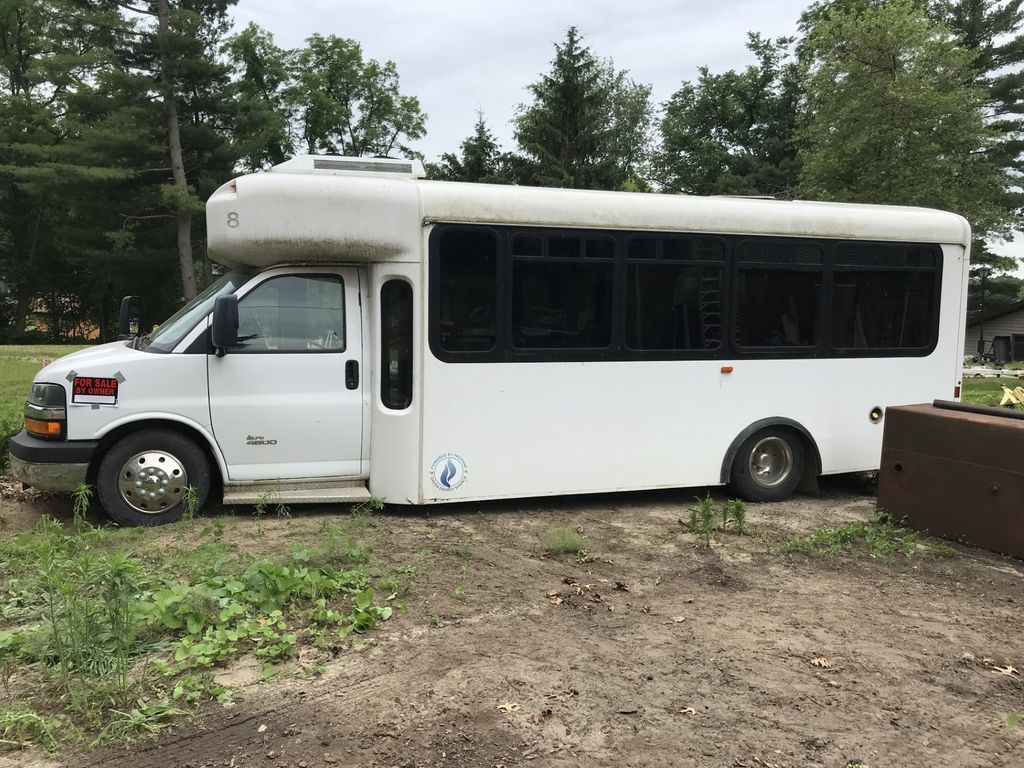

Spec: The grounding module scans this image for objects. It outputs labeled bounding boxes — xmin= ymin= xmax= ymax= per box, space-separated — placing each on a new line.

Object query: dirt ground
xmin=1 ymin=478 xmax=1022 ymax=768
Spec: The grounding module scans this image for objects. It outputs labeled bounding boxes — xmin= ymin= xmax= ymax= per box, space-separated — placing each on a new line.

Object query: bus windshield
xmin=144 ymin=269 xmax=255 ymax=353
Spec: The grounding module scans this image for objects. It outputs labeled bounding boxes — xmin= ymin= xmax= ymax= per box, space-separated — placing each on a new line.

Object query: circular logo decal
xmin=429 ymin=452 xmax=468 ymax=492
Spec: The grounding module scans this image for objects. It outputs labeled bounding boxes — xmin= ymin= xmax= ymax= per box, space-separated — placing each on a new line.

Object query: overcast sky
xmin=230 ymin=0 xmax=1023 ymax=267
xmin=230 ymin=0 xmax=812 ymax=159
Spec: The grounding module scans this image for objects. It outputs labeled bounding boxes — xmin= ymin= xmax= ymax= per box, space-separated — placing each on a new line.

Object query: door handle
xmin=345 ymin=360 xmax=359 ymax=390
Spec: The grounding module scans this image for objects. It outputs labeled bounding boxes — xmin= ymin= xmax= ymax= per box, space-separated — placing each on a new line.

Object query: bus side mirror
xmin=118 ymin=296 xmax=143 ymax=339
xmin=211 ymin=294 xmax=239 ymax=357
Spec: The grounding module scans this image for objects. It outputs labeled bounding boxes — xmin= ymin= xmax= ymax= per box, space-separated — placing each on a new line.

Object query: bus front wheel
xmin=729 ymin=428 xmax=805 ymax=502
xmin=96 ymin=429 xmax=211 ymax=526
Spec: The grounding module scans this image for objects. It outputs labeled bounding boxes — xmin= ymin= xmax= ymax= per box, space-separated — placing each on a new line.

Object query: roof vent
xmin=270 ymin=155 xmax=425 ymax=178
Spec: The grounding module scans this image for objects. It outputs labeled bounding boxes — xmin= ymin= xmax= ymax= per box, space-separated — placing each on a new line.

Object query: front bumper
xmin=8 ymin=430 xmax=98 ymax=492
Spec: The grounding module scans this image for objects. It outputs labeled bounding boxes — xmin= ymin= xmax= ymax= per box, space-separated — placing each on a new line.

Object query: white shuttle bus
xmin=9 ymin=156 xmax=969 ymax=525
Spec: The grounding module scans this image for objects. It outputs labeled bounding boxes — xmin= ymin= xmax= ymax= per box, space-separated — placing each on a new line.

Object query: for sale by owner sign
xmin=72 ymin=376 xmax=119 ymax=405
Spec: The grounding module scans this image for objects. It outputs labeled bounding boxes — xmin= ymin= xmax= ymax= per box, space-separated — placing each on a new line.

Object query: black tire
xmin=729 ymin=428 xmax=806 ymax=502
xmin=96 ymin=429 xmax=211 ymax=526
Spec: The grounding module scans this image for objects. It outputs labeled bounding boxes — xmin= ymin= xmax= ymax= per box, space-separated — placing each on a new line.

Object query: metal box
xmin=877 ymin=401 xmax=1024 ymax=559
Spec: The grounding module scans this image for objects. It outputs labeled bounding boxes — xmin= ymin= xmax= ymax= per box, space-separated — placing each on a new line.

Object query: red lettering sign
xmin=72 ymin=376 xmax=119 ymax=405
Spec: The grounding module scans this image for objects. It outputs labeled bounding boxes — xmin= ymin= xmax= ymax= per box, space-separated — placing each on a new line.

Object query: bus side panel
xmin=417 ymin=240 xmax=964 ymax=501
xmin=366 ymin=262 xmax=424 ymax=504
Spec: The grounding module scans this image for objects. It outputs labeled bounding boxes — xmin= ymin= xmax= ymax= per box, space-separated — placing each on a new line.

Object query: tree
xmin=797 ymin=0 xmax=1017 ymax=241
xmin=427 ymin=111 xmax=507 ymax=183
xmin=513 ymin=27 xmax=652 ymax=190
xmin=655 ymin=34 xmax=801 ymax=197
xmin=223 ymin=23 xmax=295 ymax=171
xmin=930 ymin=1 xmax=1024 ymax=271
xmin=118 ymin=0 xmax=237 ymax=299
xmin=288 ymin=34 xmax=426 ymax=158
xmin=0 ymin=0 xmax=139 ymax=336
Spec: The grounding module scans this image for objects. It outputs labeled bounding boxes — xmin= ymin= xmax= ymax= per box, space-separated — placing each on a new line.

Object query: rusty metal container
xmin=877 ymin=401 xmax=1024 ymax=559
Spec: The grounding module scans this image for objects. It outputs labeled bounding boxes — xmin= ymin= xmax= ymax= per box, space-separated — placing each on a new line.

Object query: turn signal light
xmin=25 ymin=418 xmax=62 ymax=438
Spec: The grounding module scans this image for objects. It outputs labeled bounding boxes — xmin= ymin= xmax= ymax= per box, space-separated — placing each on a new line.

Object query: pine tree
xmin=514 ymin=27 xmax=652 ymax=190
xmin=427 ymin=112 xmax=505 ymax=183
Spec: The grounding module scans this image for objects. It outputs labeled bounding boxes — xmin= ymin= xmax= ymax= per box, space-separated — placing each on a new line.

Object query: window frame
xmin=428 ymin=225 xmax=503 ymax=362
xmin=427 ymin=224 xmax=945 ymax=364
xmin=507 ymin=228 xmax=618 ymax=356
xmin=827 ymin=241 xmax=943 ymax=357
xmin=232 ymin=272 xmax=347 ymax=355
xmin=623 ymin=233 xmax=729 ymax=356
xmin=731 ymin=237 xmax=826 ymax=357
xmin=380 ymin=278 xmax=414 ymax=410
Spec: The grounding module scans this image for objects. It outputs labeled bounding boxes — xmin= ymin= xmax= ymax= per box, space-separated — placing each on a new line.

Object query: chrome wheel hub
xmin=748 ymin=437 xmax=794 ymax=489
xmin=117 ymin=450 xmax=187 ymax=514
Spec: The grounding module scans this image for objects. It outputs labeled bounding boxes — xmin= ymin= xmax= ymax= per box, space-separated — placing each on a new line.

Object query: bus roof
xmin=206 ymin=156 xmax=971 ymax=268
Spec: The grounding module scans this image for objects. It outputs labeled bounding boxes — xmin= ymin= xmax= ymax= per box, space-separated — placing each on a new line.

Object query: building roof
xmin=967 ymin=297 xmax=1024 ymax=328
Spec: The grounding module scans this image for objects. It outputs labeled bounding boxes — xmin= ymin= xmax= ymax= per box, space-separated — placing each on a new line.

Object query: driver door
xmin=207 ymin=267 xmax=366 ymax=482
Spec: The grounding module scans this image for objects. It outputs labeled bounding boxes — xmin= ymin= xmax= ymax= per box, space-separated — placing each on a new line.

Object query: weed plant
xmin=0 ymin=516 xmax=394 ymax=750
xmin=787 ymin=510 xmax=953 ymax=558
xmin=687 ymin=496 xmax=748 ymax=545
xmin=541 ymin=528 xmax=587 ymax=555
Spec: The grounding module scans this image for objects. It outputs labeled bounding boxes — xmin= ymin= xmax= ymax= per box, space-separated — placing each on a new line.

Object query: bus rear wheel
xmin=729 ymin=428 xmax=805 ymax=502
xmin=97 ymin=429 xmax=210 ymax=526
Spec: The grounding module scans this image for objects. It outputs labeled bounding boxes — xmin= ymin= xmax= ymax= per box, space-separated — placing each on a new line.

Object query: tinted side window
xmin=511 ymin=234 xmax=614 ymax=350
xmin=735 ymin=241 xmax=822 ymax=349
xmin=381 ymin=280 xmax=413 ymax=409
xmin=237 ymin=275 xmax=345 ymax=352
xmin=831 ymin=244 xmax=939 ymax=350
xmin=437 ymin=229 xmax=498 ymax=352
xmin=626 ymin=236 xmax=724 ymax=351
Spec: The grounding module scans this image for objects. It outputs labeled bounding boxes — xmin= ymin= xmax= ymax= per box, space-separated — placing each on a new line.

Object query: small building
xmin=963 ymin=298 xmax=1024 ymax=361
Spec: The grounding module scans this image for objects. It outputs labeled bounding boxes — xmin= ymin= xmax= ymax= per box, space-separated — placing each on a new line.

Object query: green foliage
xmin=222 ymin=23 xmax=296 ymax=171
xmin=0 ymin=514 xmax=392 ymax=749
xmin=687 ymin=496 xmax=748 ymax=544
xmin=656 ymin=34 xmax=801 ymax=197
xmin=71 ymin=483 xmax=92 ymax=527
xmin=289 ymin=33 xmax=426 ymax=158
xmin=961 ymin=376 xmax=1024 ymax=407
xmin=725 ymin=499 xmax=748 ymax=535
xmin=932 ymin=1 xmax=1024 ymax=227
xmin=350 ymin=496 xmax=386 ymax=515
xmin=689 ymin=495 xmax=718 ymax=546
xmin=427 ymin=112 xmax=509 ymax=183
xmin=0 ymin=708 xmax=67 ymax=751
xmin=182 ymin=484 xmax=200 ymax=522
xmin=514 ymin=26 xmax=653 ymax=190
xmin=541 ymin=527 xmax=588 ymax=555
xmin=787 ymin=510 xmax=954 ymax=558
xmin=797 ymin=0 xmax=1018 ymax=241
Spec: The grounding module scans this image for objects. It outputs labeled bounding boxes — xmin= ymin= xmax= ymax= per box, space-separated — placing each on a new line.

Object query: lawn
xmin=0 ymin=345 xmax=90 ymax=469
xmin=960 ymin=375 xmax=1024 ymax=408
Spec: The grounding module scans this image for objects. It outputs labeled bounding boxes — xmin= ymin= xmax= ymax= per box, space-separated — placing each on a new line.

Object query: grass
xmin=0 ymin=345 xmax=89 ymax=471
xmin=0 ymin=506 xmax=396 ymax=751
xmin=541 ymin=527 xmax=587 ymax=555
xmin=787 ymin=510 xmax=953 ymax=558
xmin=960 ymin=377 xmax=1024 ymax=408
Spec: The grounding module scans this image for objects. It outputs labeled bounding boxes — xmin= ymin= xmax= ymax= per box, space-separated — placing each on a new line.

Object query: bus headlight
xmin=24 ymin=383 xmax=67 ymax=439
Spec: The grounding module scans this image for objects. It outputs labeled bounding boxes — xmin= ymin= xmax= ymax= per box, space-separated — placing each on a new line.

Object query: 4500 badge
xmin=429 ymin=453 xmax=468 ymax=491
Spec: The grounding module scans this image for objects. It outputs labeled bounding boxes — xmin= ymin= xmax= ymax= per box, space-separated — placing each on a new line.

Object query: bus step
xmin=222 ymin=480 xmax=371 ymax=506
